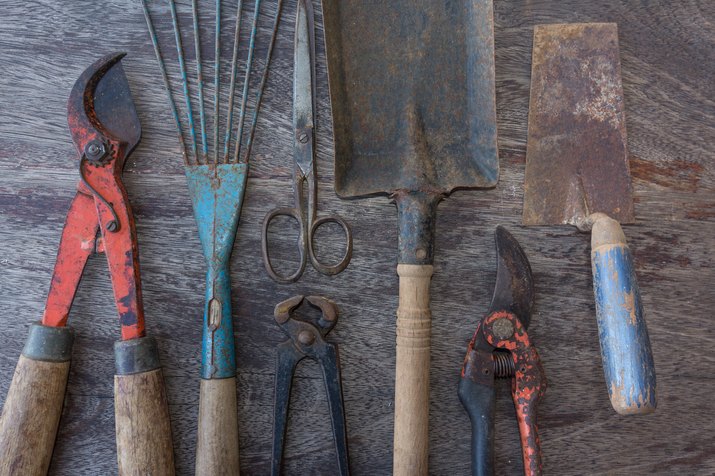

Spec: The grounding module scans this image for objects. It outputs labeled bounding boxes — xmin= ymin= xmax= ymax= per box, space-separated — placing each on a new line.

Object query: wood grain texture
xmin=0 ymin=356 xmax=70 ymax=476
xmin=0 ymin=0 xmax=712 ymax=474
xmin=114 ymin=368 xmax=175 ymax=475
xmin=393 ymin=264 xmax=433 ymax=476
xmin=196 ymin=377 xmax=240 ymax=475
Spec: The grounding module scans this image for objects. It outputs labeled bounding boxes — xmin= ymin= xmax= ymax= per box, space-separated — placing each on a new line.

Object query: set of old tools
xmin=0 ymin=0 xmax=657 ymax=474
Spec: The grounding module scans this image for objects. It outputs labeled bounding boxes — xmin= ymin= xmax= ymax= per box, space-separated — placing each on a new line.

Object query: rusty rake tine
xmin=244 ymin=0 xmax=282 ymax=162
xmin=223 ymin=0 xmax=244 ymax=164
xmin=169 ymin=0 xmax=199 ymax=164
xmin=232 ymin=0 xmax=262 ymax=163
xmin=191 ymin=0 xmax=208 ymax=163
xmin=213 ymin=0 xmax=221 ymax=164
xmin=140 ymin=0 xmax=189 ymax=165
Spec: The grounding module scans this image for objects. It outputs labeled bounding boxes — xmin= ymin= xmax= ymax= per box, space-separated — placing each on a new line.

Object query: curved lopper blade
xmin=488 ymin=226 xmax=535 ymax=329
xmin=67 ymin=52 xmax=141 ymax=158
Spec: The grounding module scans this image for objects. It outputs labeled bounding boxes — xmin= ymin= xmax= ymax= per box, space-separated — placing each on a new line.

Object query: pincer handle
xmin=114 ymin=337 xmax=175 ymax=475
xmin=590 ymin=215 xmax=656 ymax=415
xmin=0 ymin=324 xmax=73 ymax=475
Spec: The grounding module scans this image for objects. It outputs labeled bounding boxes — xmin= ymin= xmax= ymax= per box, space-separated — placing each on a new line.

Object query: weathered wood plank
xmin=0 ymin=0 xmax=713 ymax=474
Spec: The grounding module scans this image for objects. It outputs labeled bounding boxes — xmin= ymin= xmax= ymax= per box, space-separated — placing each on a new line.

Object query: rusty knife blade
xmin=522 ymin=23 xmax=634 ymax=226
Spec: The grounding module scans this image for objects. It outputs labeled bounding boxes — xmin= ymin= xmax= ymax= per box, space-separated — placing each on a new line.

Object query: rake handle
xmin=196 ymin=377 xmax=240 ymax=474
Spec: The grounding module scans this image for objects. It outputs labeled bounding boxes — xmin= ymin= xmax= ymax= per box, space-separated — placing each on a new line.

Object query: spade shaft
xmin=322 ymin=1 xmax=499 ymax=472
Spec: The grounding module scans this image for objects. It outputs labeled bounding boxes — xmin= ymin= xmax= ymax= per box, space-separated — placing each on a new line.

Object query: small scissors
xmin=261 ymin=0 xmax=352 ymax=283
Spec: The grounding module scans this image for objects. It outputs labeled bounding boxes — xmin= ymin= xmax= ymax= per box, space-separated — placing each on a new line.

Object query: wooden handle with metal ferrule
xmin=0 ymin=324 xmax=73 ymax=475
xmin=591 ymin=215 xmax=656 ymax=415
xmin=393 ymin=264 xmax=433 ymax=476
xmin=196 ymin=377 xmax=240 ymax=474
xmin=114 ymin=337 xmax=175 ymax=475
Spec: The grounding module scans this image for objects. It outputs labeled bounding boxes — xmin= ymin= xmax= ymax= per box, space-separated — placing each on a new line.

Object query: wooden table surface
xmin=0 ymin=0 xmax=713 ymax=474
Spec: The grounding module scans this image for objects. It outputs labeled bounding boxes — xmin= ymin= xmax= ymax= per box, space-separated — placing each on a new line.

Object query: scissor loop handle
xmin=308 ymin=214 xmax=353 ymax=276
xmin=261 ymin=207 xmax=307 ymax=284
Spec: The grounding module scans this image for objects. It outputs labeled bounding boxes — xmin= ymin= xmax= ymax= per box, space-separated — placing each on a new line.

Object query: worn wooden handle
xmin=196 ymin=377 xmax=240 ymax=475
xmin=114 ymin=337 xmax=175 ymax=475
xmin=0 ymin=324 xmax=73 ymax=476
xmin=0 ymin=355 xmax=70 ymax=475
xmin=114 ymin=368 xmax=175 ymax=475
xmin=393 ymin=264 xmax=433 ymax=476
xmin=591 ymin=215 xmax=656 ymax=415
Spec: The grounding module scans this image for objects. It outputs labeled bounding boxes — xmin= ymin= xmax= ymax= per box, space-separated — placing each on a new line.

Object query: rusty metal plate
xmin=523 ymin=23 xmax=635 ymax=226
xmin=322 ymin=0 xmax=498 ymax=198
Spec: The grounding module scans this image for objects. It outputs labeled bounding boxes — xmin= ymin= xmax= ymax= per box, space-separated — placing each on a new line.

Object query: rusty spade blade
xmin=523 ymin=23 xmax=633 ymax=227
xmin=523 ymin=24 xmax=656 ymax=416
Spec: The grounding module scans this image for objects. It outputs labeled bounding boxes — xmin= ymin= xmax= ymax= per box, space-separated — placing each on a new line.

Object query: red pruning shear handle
xmin=0 ymin=53 xmax=175 ymax=475
xmin=459 ymin=227 xmax=546 ymax=476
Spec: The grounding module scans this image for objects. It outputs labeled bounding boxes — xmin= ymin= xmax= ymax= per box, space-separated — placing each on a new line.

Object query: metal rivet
xmin=84 ymin=139 xmax=107 ymax=162
xmin=298 ymin=330 xmax=314 ymax=345
xmin=491 ymin=318 xmax=514 ymax=340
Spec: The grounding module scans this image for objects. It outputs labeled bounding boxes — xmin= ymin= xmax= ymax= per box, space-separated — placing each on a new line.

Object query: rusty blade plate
xmin=523 ymin=23 xmax=634 ymax=226
xmin=323 ymin=0 xmax=498 ymax=198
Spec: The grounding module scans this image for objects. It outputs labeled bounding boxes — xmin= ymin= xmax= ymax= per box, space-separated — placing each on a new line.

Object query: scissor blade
xmin=293 ymin=0 xmax=315 ymax=175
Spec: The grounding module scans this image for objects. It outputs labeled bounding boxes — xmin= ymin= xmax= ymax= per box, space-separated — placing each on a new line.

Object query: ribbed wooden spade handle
xmin=393 ymin=264 xmax=434 ymax=476
xmin=0 ymin=324 xmax=73 ymax=476
xmin=114 ymin=337 xmax=175 ymax=475
xmin=196 ymin=377 xmax=240 ymax=475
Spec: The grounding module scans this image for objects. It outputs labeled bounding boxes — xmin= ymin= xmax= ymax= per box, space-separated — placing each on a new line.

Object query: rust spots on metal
xmin=523 ymin=23 xmax=635 ymax=227
xmin=322 ymin=0 xmax=499 ymax=198
xmin=630 ymin=156 xmax=704 ymax=192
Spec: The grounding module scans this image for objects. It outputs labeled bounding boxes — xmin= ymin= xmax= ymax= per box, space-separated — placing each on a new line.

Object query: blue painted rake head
xmin=141 ymin=0 xmax=283 ymax=377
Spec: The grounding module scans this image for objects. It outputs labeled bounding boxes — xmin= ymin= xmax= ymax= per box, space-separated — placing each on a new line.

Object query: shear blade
xmin=488 ymin=226 xmax=534 ymax=329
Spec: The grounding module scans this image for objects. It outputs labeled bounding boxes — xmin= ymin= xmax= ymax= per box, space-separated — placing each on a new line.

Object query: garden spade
xmin=523 ymin=23 xmax=656 ymax=415
xmin=322 ymin=1 xmax=498 ymax=473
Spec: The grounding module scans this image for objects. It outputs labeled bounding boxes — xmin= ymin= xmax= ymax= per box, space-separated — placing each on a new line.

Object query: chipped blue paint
xmin=592 ymin=244 xmax=656 ymax=414
xmin=185 ymin=164 xmax=247 ymax=379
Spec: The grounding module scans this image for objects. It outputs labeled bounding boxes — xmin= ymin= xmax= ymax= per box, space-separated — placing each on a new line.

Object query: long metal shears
xmin=261 ymin=0 xmax=352 ymax=283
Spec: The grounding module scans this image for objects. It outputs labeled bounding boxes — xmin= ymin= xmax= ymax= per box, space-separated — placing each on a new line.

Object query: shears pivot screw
xmin=491 ymin=317 xmax=514 ymax=340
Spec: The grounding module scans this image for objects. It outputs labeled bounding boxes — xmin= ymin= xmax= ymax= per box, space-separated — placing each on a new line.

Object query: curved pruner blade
xmin=488 ymin=226 xmax=535 ymax=329
xmin=67 ymin=52 xmax=141 ymax=157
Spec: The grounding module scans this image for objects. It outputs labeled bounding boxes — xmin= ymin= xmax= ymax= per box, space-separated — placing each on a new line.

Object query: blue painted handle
xmin=591 ymin=216 xmax=656 ymax=415
xmin=201 ymin=264 xmax=236 ymax=378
